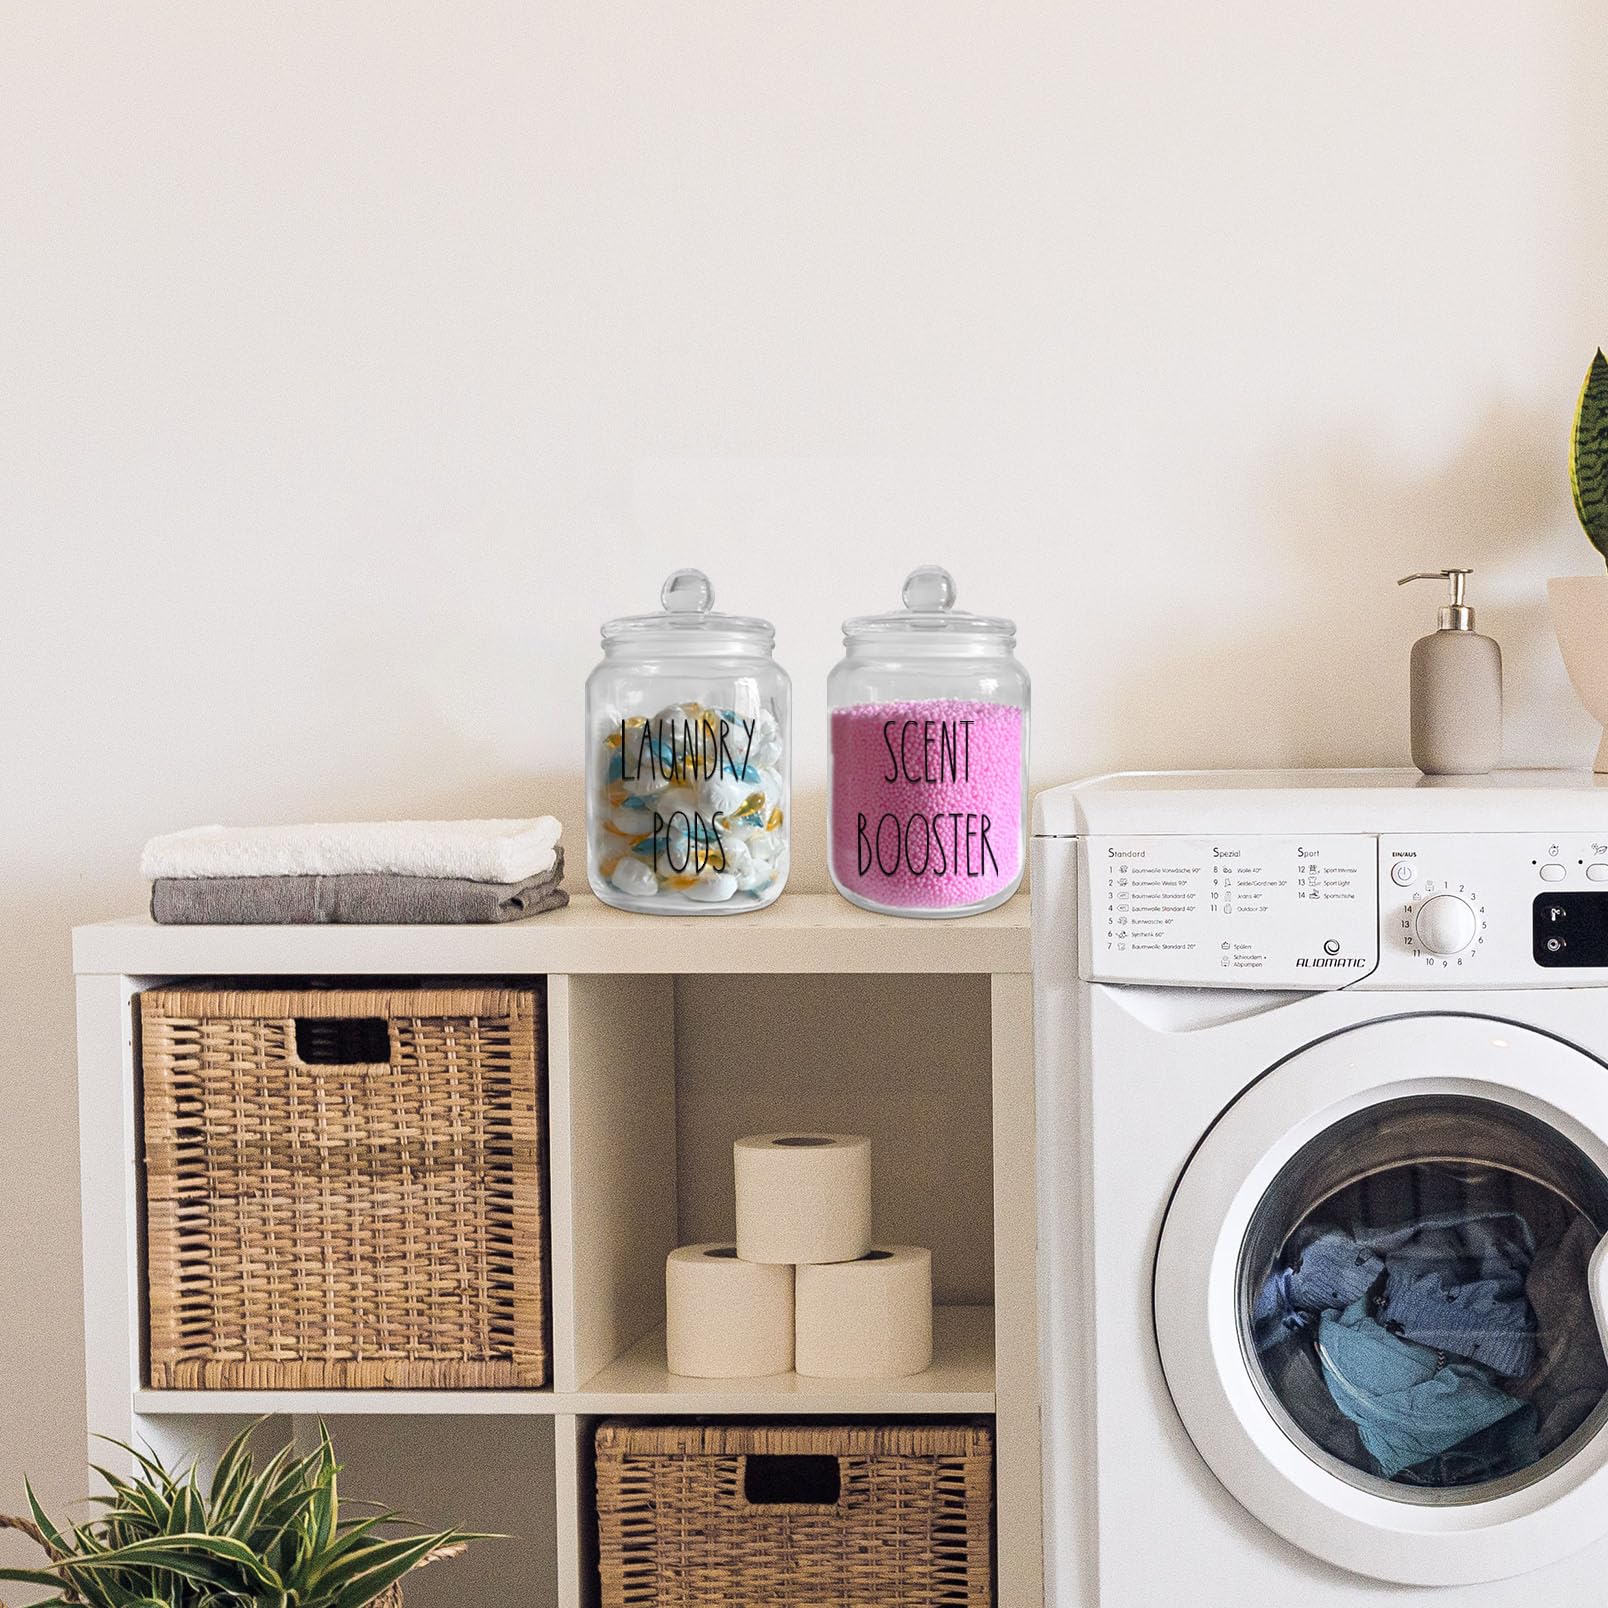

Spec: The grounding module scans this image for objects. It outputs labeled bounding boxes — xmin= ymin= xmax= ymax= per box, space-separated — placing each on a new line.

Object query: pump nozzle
xmin=1398 ymin=568 xmax=1475 ymax=631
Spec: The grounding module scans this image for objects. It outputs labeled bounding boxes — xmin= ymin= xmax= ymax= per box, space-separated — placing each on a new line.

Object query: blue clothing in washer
xmin=1376 ymin=1213 xmax=1537 ymax=1379
xmin=1394 ymin=1405 xmax=1540 ymax=1488
xmin=1317 ymin=1299 xmax=1532 ymax=1479
xmin=1252 ymin=1233 xmax=1384 ymax=1346
xmin=1255 ymin=1211 xmax=1536 ymax=1377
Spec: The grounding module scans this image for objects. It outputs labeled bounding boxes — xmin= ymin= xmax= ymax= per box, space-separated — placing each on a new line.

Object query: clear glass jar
xmin=828 ymin=565 xmax=1028 ymax=918
xmin=586 ymin=568 xmax=790 ymax=915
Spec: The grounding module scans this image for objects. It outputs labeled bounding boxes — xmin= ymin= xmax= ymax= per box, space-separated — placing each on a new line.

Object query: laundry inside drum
xmin=1239 ymin=1094 xmax=1608 ymax=1503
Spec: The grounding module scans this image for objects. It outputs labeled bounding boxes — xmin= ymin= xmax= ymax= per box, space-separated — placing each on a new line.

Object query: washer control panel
xmin=1080 ymin=832 xmax=1608 ymax=989
xmin=1372 ymin=834 xmax=1608 ymax=986
xmin=1532 ymin=893 xmax=1608 ymax=966
xmin=1080 ymin=835 xmax=1377 ymax=987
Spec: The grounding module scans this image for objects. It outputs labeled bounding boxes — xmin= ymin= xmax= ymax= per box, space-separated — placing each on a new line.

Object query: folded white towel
xmin=141 ymin=818 xmax=564 ymax=885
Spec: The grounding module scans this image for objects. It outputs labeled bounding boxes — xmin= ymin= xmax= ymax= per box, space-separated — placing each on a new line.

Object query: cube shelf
xmin=74 ymin=892 xmax=1039 ymax=1608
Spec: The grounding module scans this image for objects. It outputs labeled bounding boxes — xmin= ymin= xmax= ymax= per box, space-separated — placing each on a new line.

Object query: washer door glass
xmin=1242 ymin=1093 xmax=1608 ymax=1501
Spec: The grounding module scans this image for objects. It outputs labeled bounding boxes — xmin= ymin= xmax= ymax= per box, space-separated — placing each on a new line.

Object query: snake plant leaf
xmin=1571 ymin=347 xmax=1608 ymax=564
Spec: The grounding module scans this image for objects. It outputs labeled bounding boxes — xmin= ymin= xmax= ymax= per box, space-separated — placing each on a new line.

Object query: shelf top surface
xmin=74 ymin=892 xmax=1029 ymax=976
xmin=130 ymin=1307 xmax=997 ymax=1417
xmin=579 ymin=1305 xmax=996 ymax=1412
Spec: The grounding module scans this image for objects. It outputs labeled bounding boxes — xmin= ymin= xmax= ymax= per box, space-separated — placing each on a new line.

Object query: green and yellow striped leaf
xmin=1571 ymin=347 xmax=1608 ymax=564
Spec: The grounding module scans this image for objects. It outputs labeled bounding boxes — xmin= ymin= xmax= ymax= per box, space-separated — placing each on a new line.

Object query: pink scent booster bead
xmin=831 ymin=699 xmax=1023 ymax=909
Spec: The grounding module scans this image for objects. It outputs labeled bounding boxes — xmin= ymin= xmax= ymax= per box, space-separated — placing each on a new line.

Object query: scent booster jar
xmin=587 ymin=569 xmax=790 ymax=914
xmin=829 ymin=566 xmax=1027 ymax=917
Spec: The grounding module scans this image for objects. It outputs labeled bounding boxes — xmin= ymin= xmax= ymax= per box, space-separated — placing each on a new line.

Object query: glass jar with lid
xmin=828 ymin=565 xmax=1028 ymax=918
xmin=586 ymin=568 xmax=790 ymax=914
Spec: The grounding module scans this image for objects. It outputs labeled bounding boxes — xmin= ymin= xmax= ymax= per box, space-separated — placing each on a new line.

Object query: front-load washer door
xmin=1154 ymin=1013 xmax=1608 ymax=1586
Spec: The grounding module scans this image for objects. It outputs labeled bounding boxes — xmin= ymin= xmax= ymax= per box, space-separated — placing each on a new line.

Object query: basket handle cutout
xmin=742 ymin=1454 xmax=842 ymax=1507
xmin=293 ymin=1017 xmax=393 ymax=1066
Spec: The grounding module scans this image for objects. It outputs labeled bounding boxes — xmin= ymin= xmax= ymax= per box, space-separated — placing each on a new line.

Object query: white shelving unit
xmin=74 ymin=893 xmax=1040 ymax=1607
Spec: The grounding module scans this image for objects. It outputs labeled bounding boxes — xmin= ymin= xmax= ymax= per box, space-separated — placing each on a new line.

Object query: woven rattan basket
xmin=595 ymin=1420 xmax=993 ymax=1606
xmin=140 ymin=985 xmax=547 ymax=1389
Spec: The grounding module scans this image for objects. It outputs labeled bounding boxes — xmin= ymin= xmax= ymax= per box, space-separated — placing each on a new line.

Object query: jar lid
xmin=842 ymin=566 xmax=1016 ymax=644
xmin=602 ymin=568 xmax=775 ymax=648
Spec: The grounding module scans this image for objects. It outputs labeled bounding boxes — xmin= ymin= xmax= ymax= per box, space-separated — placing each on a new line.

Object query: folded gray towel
xmin=151 ymin=850 xmax=568 ymax=925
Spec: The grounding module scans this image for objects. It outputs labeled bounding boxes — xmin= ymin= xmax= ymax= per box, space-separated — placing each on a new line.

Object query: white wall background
xmin=4 ymin=0 xmax=1608 ymax=1545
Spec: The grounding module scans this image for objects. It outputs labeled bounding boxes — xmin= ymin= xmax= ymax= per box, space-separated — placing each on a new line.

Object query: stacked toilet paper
xmin=665 ymin=1132 xmax=934 ymax=1380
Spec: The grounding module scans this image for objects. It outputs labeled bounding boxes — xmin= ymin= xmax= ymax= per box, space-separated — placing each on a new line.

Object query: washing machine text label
xmin=1083 ymin=834 xmax=1378 ymax=989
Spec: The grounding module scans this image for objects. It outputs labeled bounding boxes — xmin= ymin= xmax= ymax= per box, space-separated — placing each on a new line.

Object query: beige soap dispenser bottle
xmin=1397 ymin=568 xmax=1502 ymax=776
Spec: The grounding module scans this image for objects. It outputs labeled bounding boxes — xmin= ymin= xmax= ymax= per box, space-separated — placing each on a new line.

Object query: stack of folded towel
xmin=142 ymin=818 xmax=567 ymax=925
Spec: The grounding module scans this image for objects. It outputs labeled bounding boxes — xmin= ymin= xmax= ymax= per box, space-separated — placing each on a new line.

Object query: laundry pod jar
xmin=587 ymin=569 xmax=790 ymax=913
xmin=829 ymin=566 xmax=1028 ymax=917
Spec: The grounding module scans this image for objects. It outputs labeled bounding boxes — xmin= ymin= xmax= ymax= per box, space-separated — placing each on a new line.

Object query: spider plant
xmin=0 ymin=1419 xmax=480 ymax=1608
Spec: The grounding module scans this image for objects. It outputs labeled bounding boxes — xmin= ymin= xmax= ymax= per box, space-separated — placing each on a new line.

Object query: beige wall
xmin=4 ymin=0 xmax=1608 ymax=1552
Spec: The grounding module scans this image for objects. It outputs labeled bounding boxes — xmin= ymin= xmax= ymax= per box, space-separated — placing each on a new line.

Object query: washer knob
xmin=1414 ymin=894 xmax=1477 ymax=955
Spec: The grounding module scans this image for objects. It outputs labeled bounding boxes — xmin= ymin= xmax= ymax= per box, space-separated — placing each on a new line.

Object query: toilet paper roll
xmin=733 ymin=1132 xmax=873 ymax=1265
xmin=665 ymin=1243 xmax=795 ymax=1377
xmin=795 ymin=1245 xmax=934 ymax=1378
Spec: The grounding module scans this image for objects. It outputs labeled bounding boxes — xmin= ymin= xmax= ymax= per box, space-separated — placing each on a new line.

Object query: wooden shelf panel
xmin=131 ymin=1309 xmax=995 ymax=1418
xmin=577 ymin=1304 xmax=995 ymax=1415
xmin=72 ymin=893 xmax=1029 ymax=977
xmin=132 ymin=1389 xmax=564 ymax=1416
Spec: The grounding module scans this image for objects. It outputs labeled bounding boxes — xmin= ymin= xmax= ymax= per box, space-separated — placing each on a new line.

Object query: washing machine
xmin=1034 ymin=769 xmax=1608 ymax=1605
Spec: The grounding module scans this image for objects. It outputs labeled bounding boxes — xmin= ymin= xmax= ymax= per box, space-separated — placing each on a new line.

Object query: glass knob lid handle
xmin=901 ymin=565 xmax=957 ymax=613
xmin=1414 ymin=894 xmax=1477 ymax=955
xmin=661 ymin=568 xmax=714 ymax=614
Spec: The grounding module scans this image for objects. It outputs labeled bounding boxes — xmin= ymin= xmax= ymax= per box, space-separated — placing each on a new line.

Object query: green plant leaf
xmin=312 ymin=1530 xmax=461 ymax=1608
xmin=24 ymin=1478 xmax=68 ymax=1558
xmin=67 ymin=1530 xmax=281 ymax=1589
xmin=95 ymin=1441 xmax=179 ymax=1501
xmin=1572 ymin=347 xmax=1608 ymax=565
xmin=222 ymin=1449 xmax=294 ymax=1545
xmin=9 ymin=1422 xmax=480 ymax=1608
xmin=0 ymin=1565 xmax=74 ymax=1586
xmin=297 ymin=1512 xmax=393 ymax=1567
xmin=209 ymin=1419 xmax=266 ymax=1517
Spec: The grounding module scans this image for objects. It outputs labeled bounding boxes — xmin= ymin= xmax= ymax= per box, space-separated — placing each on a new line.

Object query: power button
xmin=1390 ymin=862 xmax=1416 ymax=886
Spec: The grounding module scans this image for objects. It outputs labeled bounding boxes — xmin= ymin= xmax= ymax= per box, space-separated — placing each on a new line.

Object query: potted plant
xmin=0 ymin=1420 xmax=479 ymax=1608
xmin=1551 ymin=348 xmax=1608 ymax=770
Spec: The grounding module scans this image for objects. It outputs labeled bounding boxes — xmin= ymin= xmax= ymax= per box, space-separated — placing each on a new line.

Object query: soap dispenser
xmin=1397 ymin=568 xmax=1502 ymax=776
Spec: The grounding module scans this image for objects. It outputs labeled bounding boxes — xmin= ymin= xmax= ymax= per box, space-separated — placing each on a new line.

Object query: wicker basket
xmin=140 ymin=985 xmax=547 ymax=1389
xmin=595 ymin=1421 xmax=993 ymax=1606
